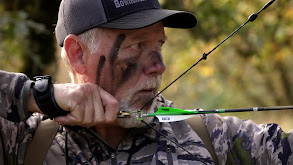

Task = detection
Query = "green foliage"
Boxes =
[0,10,47,73]
[0,0,60,78]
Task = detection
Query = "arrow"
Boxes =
[118,105,293,122]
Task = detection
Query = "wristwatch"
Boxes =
[33,75,68,119]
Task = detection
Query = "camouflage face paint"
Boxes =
[109,34,127,95]
[118,50,163,87]
[149,51,164,65]
[110,34,126,64]
[119,56,140,86]
[96,55,106,85]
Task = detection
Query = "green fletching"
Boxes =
[147,107,198,116]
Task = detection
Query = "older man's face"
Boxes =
[86,22,166,114]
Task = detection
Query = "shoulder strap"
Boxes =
[24,119,59,165]
[185,115,219,165]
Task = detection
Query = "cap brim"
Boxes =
[98,9,197,29]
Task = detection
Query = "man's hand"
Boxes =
[53,83,119,127]
[28,83,119,127]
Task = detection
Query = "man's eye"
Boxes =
[158,41,165,50]
[130,43,142,50]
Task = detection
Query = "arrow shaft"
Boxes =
[209,105,293,113]
[129,105,293,122]
[142,105,293,118]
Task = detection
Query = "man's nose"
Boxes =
[143,51,166,76]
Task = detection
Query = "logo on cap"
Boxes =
[114,0,147,8]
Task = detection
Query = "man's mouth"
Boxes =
[138,88,156,95]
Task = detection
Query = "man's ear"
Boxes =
[64,34,87,75]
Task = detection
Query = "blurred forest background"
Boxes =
[1,0,293,131]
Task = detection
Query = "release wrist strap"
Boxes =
[33,76,68,119]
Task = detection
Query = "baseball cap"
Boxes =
[55,0,197,47]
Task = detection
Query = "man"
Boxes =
[0,0,292,164]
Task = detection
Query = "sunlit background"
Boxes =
[1,0,293,131]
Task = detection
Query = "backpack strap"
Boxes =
[24,119,59,165]
[185,115,219,165]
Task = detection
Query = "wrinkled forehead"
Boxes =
[102,22,166,41]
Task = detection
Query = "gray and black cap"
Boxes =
[55,0,197,47]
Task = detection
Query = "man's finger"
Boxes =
[99,87,119,124]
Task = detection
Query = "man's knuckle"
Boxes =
[110,98,118,107]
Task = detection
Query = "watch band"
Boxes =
[33,76,68,119]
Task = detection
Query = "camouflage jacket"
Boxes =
[1,70,293,165]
